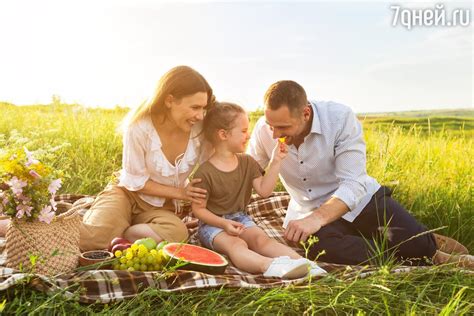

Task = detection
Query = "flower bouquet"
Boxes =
[0,147,81,275]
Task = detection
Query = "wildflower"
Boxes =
[1,144,62,223]
[1,194,7,207]
[38,205,55,224]
[24,148,39,167]
[50,198,58,211]
[6,176,27,196]
[0,193,10,214]
[16,204,33,219]
[16,194,31,204]
[48,179,62,194]
[29,170,41,179]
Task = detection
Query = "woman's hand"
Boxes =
[223,220,244,236]
[181,178,207,203]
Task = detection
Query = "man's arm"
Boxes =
[285,108,369,242]
[330,109,369,211]
[285,197,349,243]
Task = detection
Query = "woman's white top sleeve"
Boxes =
[118,117,204,208]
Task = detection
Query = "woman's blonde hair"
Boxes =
[122,66,214,129]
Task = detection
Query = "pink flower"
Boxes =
[38,205,55,224]
[16,204,33,219]
[24,148,39,167]
[16,194,31,204]
[1,195,7,206]
[29,170,41,179]
[6,176,27,196]
[48,179,62,194]
[50,198,58,211]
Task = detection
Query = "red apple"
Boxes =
[108,237,131,251]
[111,243,132,253]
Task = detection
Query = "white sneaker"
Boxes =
[263,257,309,279]
[304,258,327,277]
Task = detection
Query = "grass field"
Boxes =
[0,102,473,314]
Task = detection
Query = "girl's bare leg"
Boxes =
[213,232,273,274]
[240,226,302,259]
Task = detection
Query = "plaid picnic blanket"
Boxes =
[0,192,417,303]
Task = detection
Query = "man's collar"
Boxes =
[309,101,322,135]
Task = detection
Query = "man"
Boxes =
[248,80,470,266]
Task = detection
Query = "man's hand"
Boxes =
[284,214,324,243]
[285,197,350,243]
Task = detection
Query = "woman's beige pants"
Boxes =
[80,184,188,251]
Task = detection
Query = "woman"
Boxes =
[80,66,215,251]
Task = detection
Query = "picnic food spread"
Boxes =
[79,250,114,267]
[112,241,165,272]
[163,243,228,274]
[83,237,229,274]
[108,237,132,253]
[134,237,158,250]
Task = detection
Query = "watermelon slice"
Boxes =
[163,243,228,274]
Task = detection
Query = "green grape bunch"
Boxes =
[113,244,165,272]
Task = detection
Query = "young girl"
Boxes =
[192,102,326,279]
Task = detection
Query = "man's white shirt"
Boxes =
[247,101,381,227]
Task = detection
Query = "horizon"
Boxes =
[2,100,472,116]
[0,0,472,113]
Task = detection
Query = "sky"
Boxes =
[0,0,472,113]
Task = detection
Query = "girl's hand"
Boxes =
[223,220,245,236]
[271,140,288,163]
[182,178,207,203]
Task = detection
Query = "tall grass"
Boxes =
[364,123,473,250]
[1,103,473,314]
[1,104,472,249]
[0,266,472,314]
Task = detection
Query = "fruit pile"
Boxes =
[109,237,167,272]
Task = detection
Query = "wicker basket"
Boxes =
[4,205,81,275]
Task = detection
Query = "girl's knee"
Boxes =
[213,234,248,254]
[249,234,272,250]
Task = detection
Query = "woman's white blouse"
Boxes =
[118,116,207,209]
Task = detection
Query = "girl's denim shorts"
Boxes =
[198,211,256,249]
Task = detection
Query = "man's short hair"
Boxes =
[264,80,308,114]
